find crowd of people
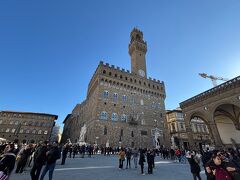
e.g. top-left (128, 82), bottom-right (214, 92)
top-left (0, 140), bottom-right (61, 180)
top-left (1, 140), bottom-right (240, 180)
top-left (186, 148), bottom-right (240, 180)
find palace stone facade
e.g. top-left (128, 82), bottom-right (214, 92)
top-left (62, 28), bottom-right (170, 148)
top-left (0, 111), bottom-right (58, 143)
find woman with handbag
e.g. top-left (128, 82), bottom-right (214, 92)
top-left (0, 144), bottom-right (16, 180)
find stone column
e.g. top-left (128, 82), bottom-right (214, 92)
top-left (204, 106), bottom-right (224, 149)
top-left (208, 121), bottom-right (223, 149)
top-left (185, 125), bottom-right (196, 150)
top-left (184, 113), bottom-right (196, 150)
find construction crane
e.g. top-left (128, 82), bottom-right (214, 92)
top-left (199, 73), bottom-right (229, 87)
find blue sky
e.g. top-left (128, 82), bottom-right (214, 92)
top-left (1, 0), bottom-right (240, 128)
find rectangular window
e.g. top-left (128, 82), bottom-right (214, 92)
top-left (141, 130), bottom-right (148, 136)
top-left (122, 95), bottom-right (127, 103)
top-left (113, 93), bottom-right (118, 102)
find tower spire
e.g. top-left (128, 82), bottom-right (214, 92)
top-left (128, 28), bottom-right (147, 78)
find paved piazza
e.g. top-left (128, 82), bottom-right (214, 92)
top-left (11, 155), bottom-right (207, 180)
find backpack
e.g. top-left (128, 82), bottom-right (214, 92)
top-left (215, 167), bottom-right (232, 180)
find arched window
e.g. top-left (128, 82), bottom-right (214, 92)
top-left (10, 121), bottom-right (14, 125)
top-left (15, 121), bottom-right (19, 125)
top-left (32, 129), bottom-right (36, 134)
top-left (109, 72), bottom-right (112, 76)
top-left (103, 90), bottom-right (109, 98)
top-left (38, 130), bottom-right (42, 134)
top-left (113, 93), bottom-right (118, 102)
top-left (44, 130), bottom-right (48, 135)
top-left (6, 128), bottom-right (10, 132)
top-left (11, 129), bottom-right (16, 133)
top-left (130, 97), bottom-right (135, 105)
top-left (122, 95), bottom-right (127, 103)
top-left (140, 99), bottom-right (144, 105)
top-left (26, 129), bottom-right (30, 134)
top-left (19, 129), bottom-right (24, 133)
top-left (0, 119), bottom-right (3, 124)
top-left (121, 114), bottom-right (127, 122)
top-left (100, 111), bottom-right (108, 120)
top-left (111, 113), bottom-right (118, 121)
top-left (103, 70), bottom-right (106, 74)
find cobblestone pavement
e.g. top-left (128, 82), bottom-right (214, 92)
top-left (10, 155), bottom-right (207, 180)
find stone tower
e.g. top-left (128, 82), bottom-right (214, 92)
top-left (129, 28), bottom-right (147, 78)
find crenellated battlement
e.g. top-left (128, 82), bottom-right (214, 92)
top-left (98, 61), bottom-right (163, 84)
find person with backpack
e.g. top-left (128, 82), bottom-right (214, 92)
top-left (39, 141), bottom-right (61, 180)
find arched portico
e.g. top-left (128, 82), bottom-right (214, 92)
top-left (184, 111), bottom-right (220, 150)
top-left (213, 103), bottom-right (240, 147)
top-left (180, 75), bottom-right (240, 150)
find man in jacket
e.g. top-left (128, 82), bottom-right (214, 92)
top-left (30, 141), bottom-right (48, 180)
top-left (40, 141), bottom-right (61, 180)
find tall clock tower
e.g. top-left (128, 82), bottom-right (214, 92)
top-left (129, 28), bottom-right (147, 78)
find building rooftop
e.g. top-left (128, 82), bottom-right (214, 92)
top-left (0, 110), bottom-right (58, 119)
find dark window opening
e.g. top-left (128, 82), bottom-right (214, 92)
top-left (141, 130), bottom-right (148, 136)
top-left (104, 126), bottom-right (107, 135)
top-left (131, 131), bottom-right (134, 137)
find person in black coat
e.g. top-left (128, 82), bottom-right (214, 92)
top-left (187, 154), bottom-right (202, 180)
top-left (30, 141), bottom-right (48, 180)
top-left (15, 144), bottom-right (33, 173)
top-left (61, 144), bottom-right (68, 165)
top-left (147, 149), bottom-right (154, 174)
top-left (40, 141), bottom-right (61, 180)
top-left (139, 149), bottom-right (146, 175)
top-left (0, 143), bottom-right (16, 179)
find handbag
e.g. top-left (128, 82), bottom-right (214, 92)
top-left (0, 170), bottom-right (8, 180)
top-left (0, 157), bottom-right (9, 180)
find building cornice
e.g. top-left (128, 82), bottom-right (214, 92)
top-left (180, 76), bottom-right (240, 109)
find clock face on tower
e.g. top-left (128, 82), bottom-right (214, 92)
top-left (138, 69), bottom-right (145, 77)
